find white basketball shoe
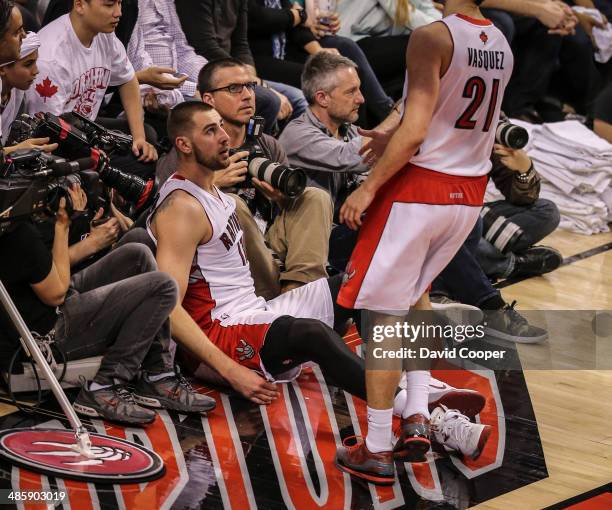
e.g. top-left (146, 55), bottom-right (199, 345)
top-left (430, 405), bottom-right (491, 460)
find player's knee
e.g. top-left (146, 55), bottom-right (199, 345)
top-left (290, 318), bottom-right (332, 349)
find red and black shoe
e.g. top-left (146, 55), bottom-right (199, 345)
top-left (393, 413), bottom-right (431, 462)
top-left (335, 437), bottom-right (395, 486)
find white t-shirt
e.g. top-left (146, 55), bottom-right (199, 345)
top-left (25, 14), bottom-right (134, 120)
top-left (1, 89), bottom-right (25, 144)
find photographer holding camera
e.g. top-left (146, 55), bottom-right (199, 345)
top-left (0, 181), bottom-right (215, 424)
top-left (198, 58), bottom-right (333, 299)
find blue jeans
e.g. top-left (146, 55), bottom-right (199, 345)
top-left (319, 35), bottom-right (394, 122)
top-left (477, 198), bottom-right (560, 278)
top-left (267, 80), bottom-right (308, 121)
top-left (431, 218), bottom-right (500, 308)
top-left (329, 223), bottom-right (359, 274)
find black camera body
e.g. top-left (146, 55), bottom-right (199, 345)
top-left (230, 116), bottom-right (306, 198)
top-left (12, 112), bottom-right (157, 212)
top-left (0, 149), bottom-right (101, 236)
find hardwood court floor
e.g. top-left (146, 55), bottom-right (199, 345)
top-left (476, 228), bottom-right (612, 510)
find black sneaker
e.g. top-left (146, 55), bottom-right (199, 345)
top-left (508, 246), bottom-right (563, 279)
top-left (133, 370), bottom-right (216, 415)
top-left (73, 382), bottom-right (157, 425)
top-left (483, 301), bottom-right (548, 344)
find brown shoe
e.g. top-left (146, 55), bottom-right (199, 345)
top-left (335, 437), bottom-right (395, 486)
top-left (393, 413), bottom-right (431, 462)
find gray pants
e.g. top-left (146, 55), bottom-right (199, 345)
top-left (54, 243), bottom-right (177, 385)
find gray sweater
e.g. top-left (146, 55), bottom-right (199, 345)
top-left (279, 108), bottom-right (368, 204)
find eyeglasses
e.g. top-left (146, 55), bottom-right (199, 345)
top-left (207, 81), bottom-right (257, 95)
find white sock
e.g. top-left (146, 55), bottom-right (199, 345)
top-left (402, 371), bottom-right (431, 419)
top-left (147, 371), bottom-right (174, 382)
top-left (393, 389), bottom-right (407, 416)
top-left (365, 407), bottom-right (393, 453)
top-left (90, 381), bottom-right (111, 392)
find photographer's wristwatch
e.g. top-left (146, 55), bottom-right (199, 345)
top-left (516, 164), bottom-right (535, 183)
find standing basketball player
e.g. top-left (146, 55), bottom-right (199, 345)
top-left (335, 0), bottom-right (513, 485)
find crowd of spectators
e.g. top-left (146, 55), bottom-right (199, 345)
top-left (0, 0), bottom-right (609, 424)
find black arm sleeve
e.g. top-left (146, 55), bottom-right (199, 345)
top-left (232, 0), bottom-right (255, 65)
top-left (281, 0), bottom-right (316, 49)
top-left (289, 25), bottom-right (317, 48)
top-left (175, 0), bottom-right (230, 61)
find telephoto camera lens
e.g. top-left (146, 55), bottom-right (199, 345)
top-left (495, 121), bottom-right (529, 149)
top-left (97, 163), bottom-right (155, 208)
top-left (247, 157), bottom-right (306, 198)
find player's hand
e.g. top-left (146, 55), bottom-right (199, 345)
top-left (132, 137), bottom-right (158, 162)
top-left (493, 144), bottom-right (532, 173)
top-left (214, 151), bottom-right (249, 188)
top-left (66, 182), bottom-right (87, 212)
top-left (339, 183), bottom-right (376, 230)
top-left (357, 127), bottom-right (392, 161)
top-left (226, 364), bottom-right (279, 405)
top-left (271, 89), bottom-right (293, 121)
top-left (137, 66), bottom-right (188, 90)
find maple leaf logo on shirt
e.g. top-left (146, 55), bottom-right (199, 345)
top-left (35, 77), bottom-right (58, 102)
top-left (480, 31), bottom-right (488, 45)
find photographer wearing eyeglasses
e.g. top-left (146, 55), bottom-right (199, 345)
top-left (199, 58), bottom-right (332, 299)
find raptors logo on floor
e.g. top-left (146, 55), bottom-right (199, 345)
top-left (0, 331), bottom-right (547, 509)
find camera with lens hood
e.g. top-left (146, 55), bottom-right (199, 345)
top-left (229, 116), bottom-right (306, 198)
top-left (0, 148), bottom-right (102, 236)
top-left (11, 112), bottom-right (157, 214)
top-left (495, 116), bottom-right (529, 150)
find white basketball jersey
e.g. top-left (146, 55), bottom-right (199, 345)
top-left (402, 13), bottom-right (513, 176)
top-left (147, 174), bottom-right (265, 330)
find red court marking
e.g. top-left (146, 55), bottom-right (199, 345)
top-left (263, 371), bottom-right (350, 509)
top-left (567, 493), bottom-right (612, 509)
top-left (18, 471), bottom-right (46, 510)
top-left (63, 478), bottom-right (94, 510)
top-left (104, 416), bottom-right (184, 509)
top-left (204, 389), bottom-right (253, 510)
top-left (412, 462), bottom-right (437, 490)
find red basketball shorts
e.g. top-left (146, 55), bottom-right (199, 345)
top-left (337, 165), bottom-right (487, 312)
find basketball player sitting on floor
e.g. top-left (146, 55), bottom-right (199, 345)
top-left (145, 101), bottom-right (491, 460)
